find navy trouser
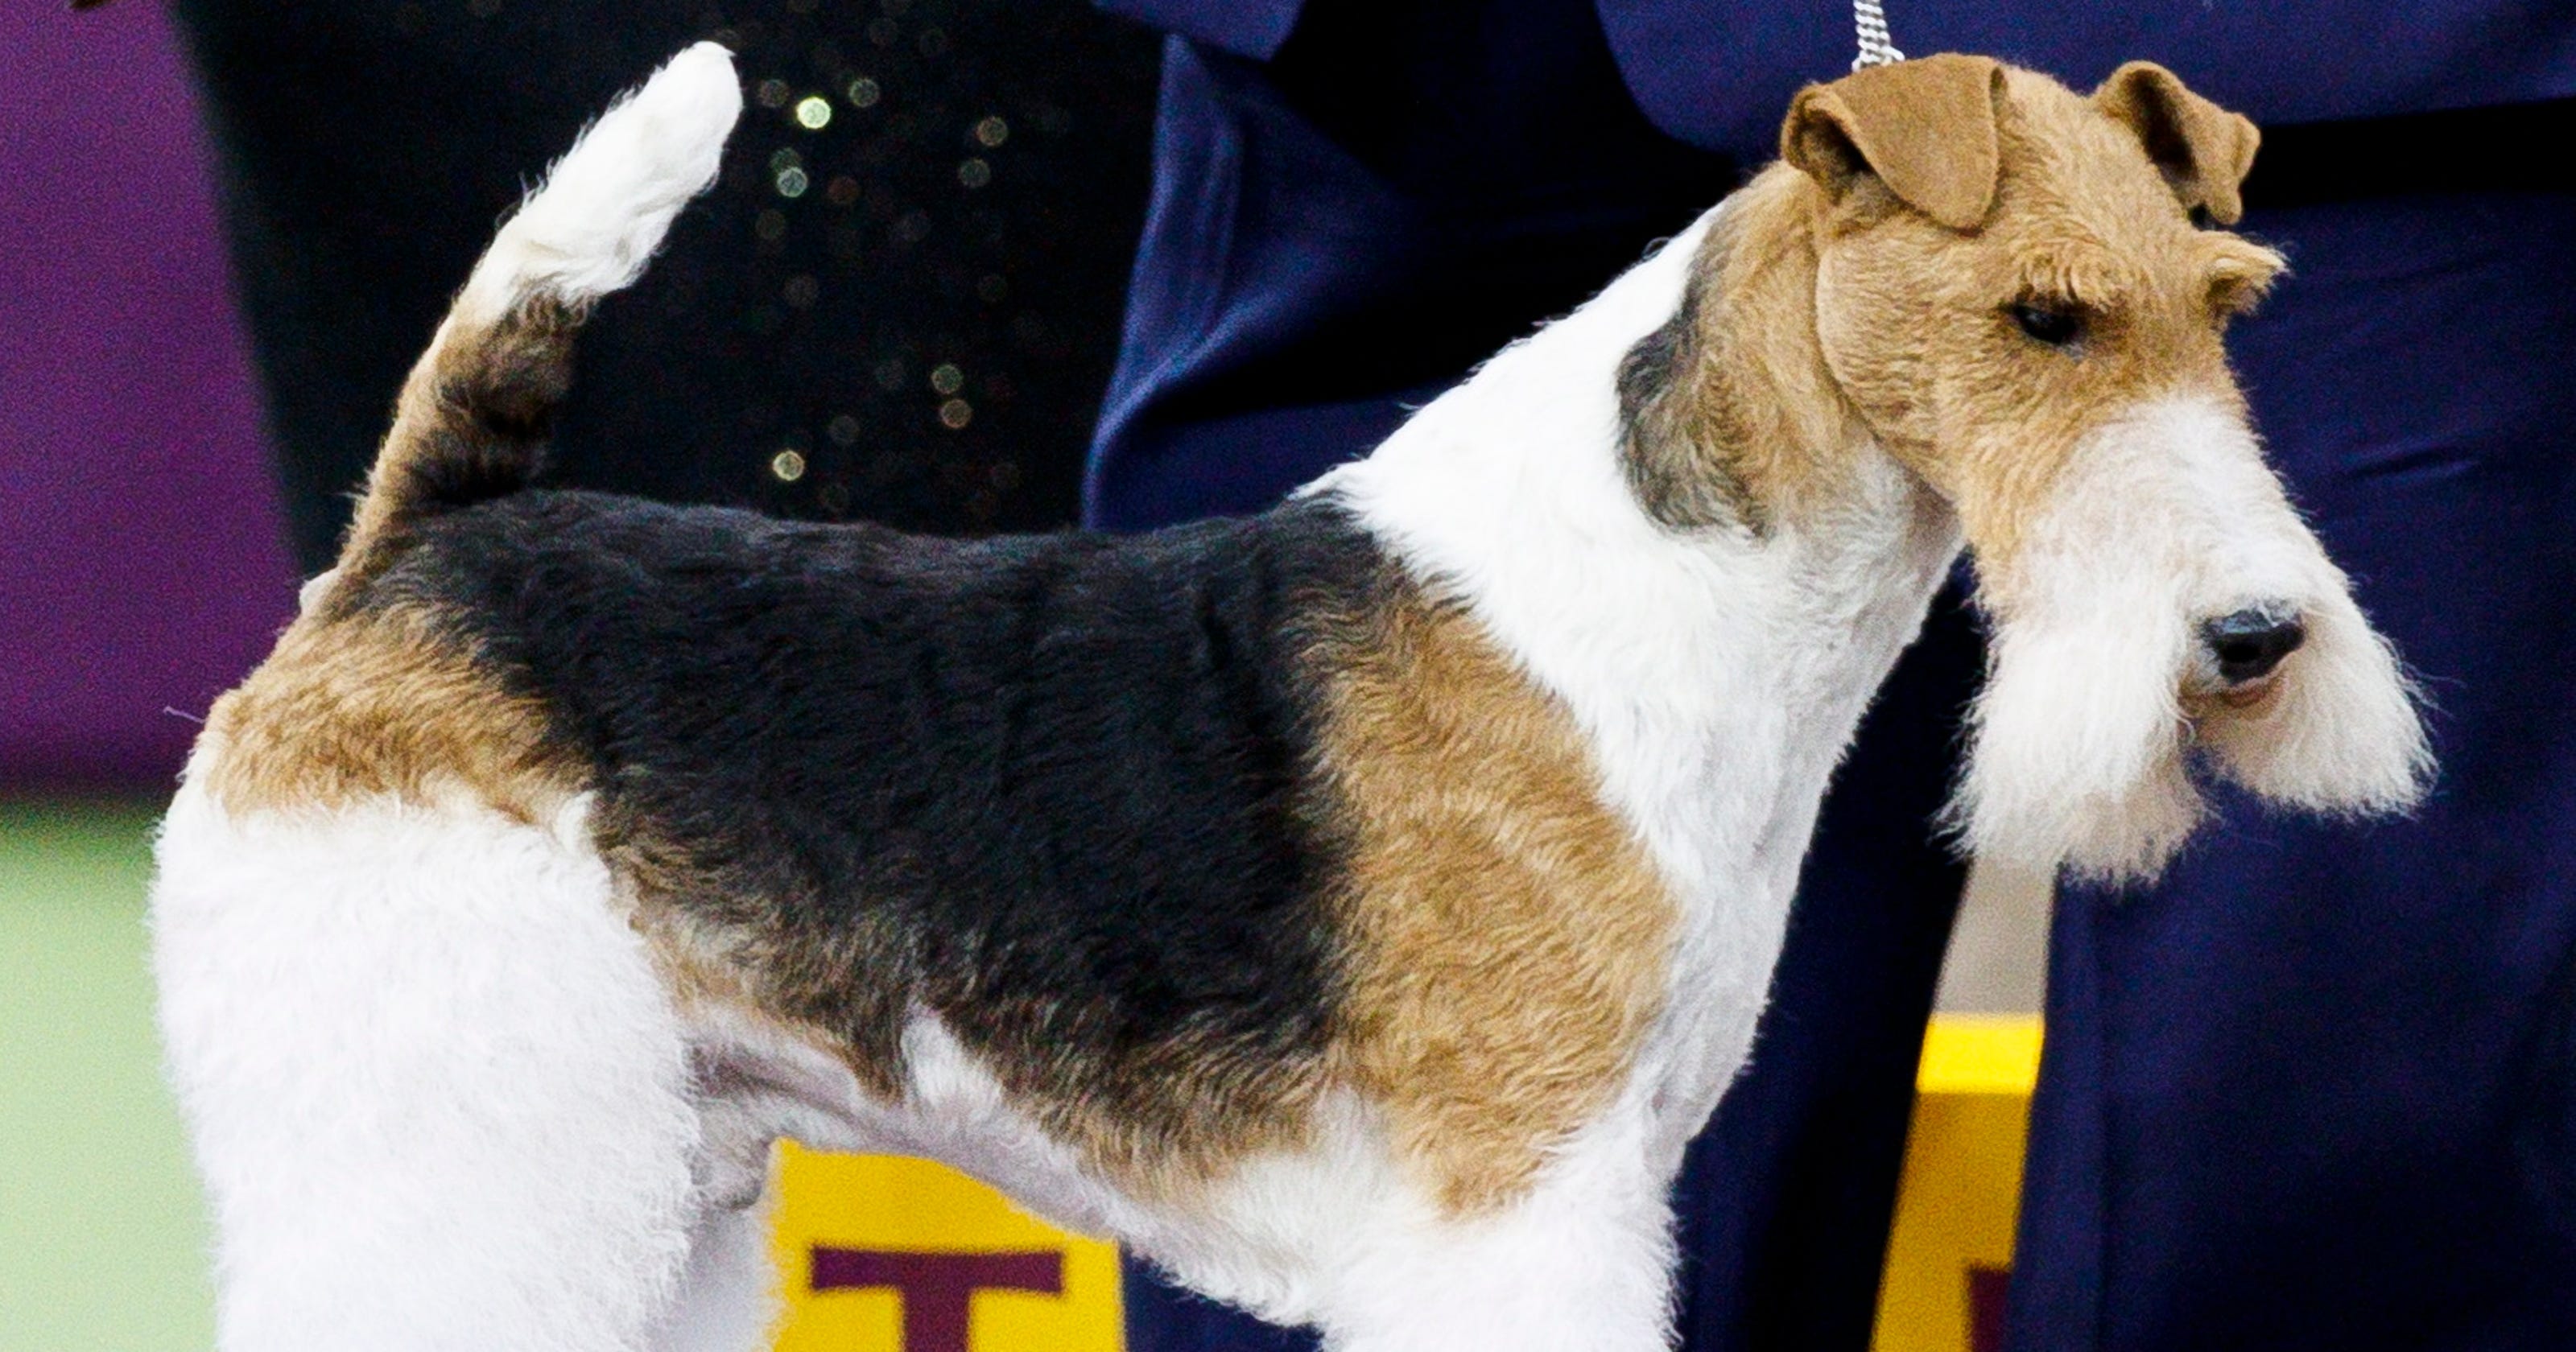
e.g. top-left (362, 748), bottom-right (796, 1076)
top-left (1088, 14), bottom-right (2576, 1346)
top-left (2005, 190), bottom-right (2576, 1350)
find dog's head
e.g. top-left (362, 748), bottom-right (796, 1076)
top-left (1781, 56), bottom-right (2429, 881)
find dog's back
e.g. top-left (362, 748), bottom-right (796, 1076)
top-left (327, 484), bottom-right (1387, 1172)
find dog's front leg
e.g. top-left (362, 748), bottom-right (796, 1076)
top-left (644, 1194), bottom-right (781, 1352)
top-left (1311, 1134), bottom-right (1679, 1352)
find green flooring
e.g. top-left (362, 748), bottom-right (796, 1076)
top-left (0, 798), bottom-right (213, 1351)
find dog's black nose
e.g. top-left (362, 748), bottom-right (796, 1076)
top-left (2202, 608), bottom-right (2306, 684)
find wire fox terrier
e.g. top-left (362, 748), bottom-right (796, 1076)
top-left (152, 43), bottom-right (2431, 1352)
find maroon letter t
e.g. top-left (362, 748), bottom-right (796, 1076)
top-left (810, 1247), bottom-right (1066, 1352)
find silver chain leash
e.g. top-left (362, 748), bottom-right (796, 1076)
top-left (1851, 0), bottom-right (1905, 68)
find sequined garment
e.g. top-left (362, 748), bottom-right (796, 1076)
top-left (175, 0), bottom-right (1162, 570)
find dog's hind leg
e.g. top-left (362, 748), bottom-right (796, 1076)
top-left (153, 787), bottom-right (706, 1352)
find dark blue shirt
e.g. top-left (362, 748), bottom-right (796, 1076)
top-left (1084, 0), bottom-right (2576, 528)
top-left (1104, 1), bottom-right (2576, 152)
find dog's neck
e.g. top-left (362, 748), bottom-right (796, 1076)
top-left (1318, 175), bottom-right (1963, 917)
top-left (1616, 169), bottom-right (1874, 535)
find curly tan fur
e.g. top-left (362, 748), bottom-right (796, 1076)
top-left (1310, 589), bottom-right (1679, 1217)
top-left (201, 606), bottom-right (580, 822)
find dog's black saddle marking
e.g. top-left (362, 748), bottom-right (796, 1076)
top-left (376, 490), bottom-right (1388, 1133)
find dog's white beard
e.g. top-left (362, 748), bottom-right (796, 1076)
top-left (1949, 400), bottom-right (2432, 884)
top-left (1955, 547), bottom-right (2204, 884)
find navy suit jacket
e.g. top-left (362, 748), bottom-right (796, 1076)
top-left (1103, 0), bottom-right (2576, 157)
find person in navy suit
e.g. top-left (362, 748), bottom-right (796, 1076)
top-left (1083, 2), bottom-right (2576, 1348)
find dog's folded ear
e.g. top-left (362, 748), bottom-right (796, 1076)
top-left (2092, 61), bottom-right (2260, 225)
top-left (1781, 53), bottom-right (2007, 231)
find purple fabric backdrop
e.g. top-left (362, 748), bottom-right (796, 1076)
top-left (0, 1), bottom-right (295, 791)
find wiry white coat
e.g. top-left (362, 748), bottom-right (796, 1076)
top-left (155, 789), bottom-right (711, 1352)
top-left (455, 42), bottom-right (738, 324)
top-left (1319, 208), bottom-right (1963, 1177)
top-left (157, 147), bottom-right (1956, 1352)
top-left (153, 39), bottom-right (2431, 1352)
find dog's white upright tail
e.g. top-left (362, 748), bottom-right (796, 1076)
top-left (452, 41), bottom-right (740, 317)
top-left (333, 42), bottom-right (741, 585)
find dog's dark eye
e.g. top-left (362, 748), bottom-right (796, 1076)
top-left (2009, 302), bottom-right (2086, 348)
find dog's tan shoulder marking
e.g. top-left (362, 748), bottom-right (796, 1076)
top-left (1311, 585), bottom-right (1679, 1216)
top-left (202, 604), bottom-right (580, 821)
